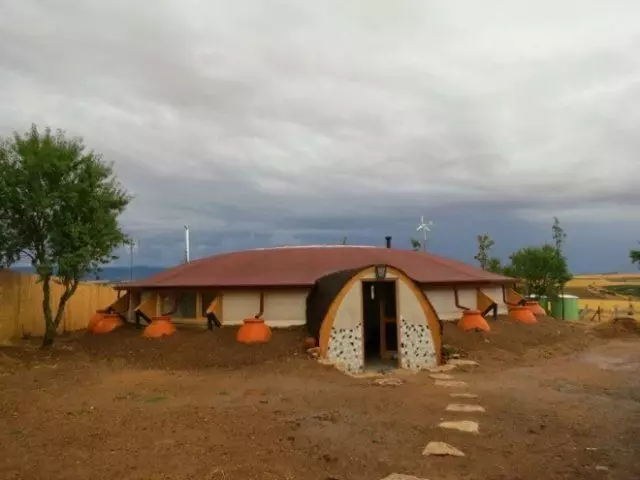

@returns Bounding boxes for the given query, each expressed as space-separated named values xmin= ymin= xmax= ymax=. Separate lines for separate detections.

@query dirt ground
xmin=1 ymin=317 xmax=639 ymax=480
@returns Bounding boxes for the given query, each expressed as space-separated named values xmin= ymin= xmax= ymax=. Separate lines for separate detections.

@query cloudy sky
xmin=1 ymin=0 xmax=639 ymax=272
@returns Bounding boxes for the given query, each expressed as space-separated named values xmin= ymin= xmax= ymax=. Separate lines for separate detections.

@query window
xmin=175 ymin=291 xmax=197 ymax=318
xmin=201 ymin=291 xmax=217 ymax=315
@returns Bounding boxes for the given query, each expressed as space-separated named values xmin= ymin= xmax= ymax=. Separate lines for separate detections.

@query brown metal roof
xmin=124 ymin=246 xmax=514 ymax=289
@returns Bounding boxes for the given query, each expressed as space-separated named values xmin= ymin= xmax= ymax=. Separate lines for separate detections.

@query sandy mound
xmin=591 ymin=317 xmax=640 ymax=338
xmin=442 ymin=315 xmax=593 ymax=366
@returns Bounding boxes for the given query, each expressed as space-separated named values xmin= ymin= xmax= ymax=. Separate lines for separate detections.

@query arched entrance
xmin=306 ymin=265 xmax=441 ymax=374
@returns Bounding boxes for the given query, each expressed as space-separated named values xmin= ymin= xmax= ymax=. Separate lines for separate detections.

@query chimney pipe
xmin=385 ymin=236 xmax=392 ymax=249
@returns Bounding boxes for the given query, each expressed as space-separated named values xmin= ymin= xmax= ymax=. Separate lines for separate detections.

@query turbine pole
xmin=184 ymin=224 xmax=191 ymax=263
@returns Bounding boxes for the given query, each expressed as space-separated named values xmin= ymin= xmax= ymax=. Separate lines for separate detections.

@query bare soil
xmin=1 ymin=319 xmax=639 ymax=480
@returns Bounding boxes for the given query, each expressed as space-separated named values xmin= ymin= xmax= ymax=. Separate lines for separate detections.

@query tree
xmin=506 ymin=244 xmax=572 ymax=297
xmin=551 ymin=217 xmax=566 ymax=256
xmin=474 ymin=233 xmax=504 ymax=274
xmin=630 ymin=243 xmax=640 ymax=267
xmin=474 ymin=233 xmax=494 ymax=269
xmin=0 ymin=125 xmax=131 ymax=347
xmin=340 ymin=236 xmax=348 ymax=245
xmin=410 ymin=238 xmax=421 ymax=251
xmin=486 ymin=257 xmax=504 ymax=275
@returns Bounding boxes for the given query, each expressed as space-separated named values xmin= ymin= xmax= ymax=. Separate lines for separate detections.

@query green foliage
xmin=410 ymin=238 xmax=421 ymax=251
xmin=603 ymin=284 xmax=640 ymax=298
xmin=505 ymin=244 xmax=572 ymax=297
xmin=0 ymin=124 xmax=131 ymax=346
xmin=551 ymin=216 xmax=566 ymax=254
xmin=630 ymin=243 xmax=640 ymax=267
xmin=474 ymin=233 xmax=504 ymax=274
xmin=486 ymin=257 xmax=504 ymax=274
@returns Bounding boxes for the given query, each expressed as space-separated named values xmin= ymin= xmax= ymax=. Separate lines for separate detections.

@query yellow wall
xmin=0 ymin=270 xmax=118 ymax=342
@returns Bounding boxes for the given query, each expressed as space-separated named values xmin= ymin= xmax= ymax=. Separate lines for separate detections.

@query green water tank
xmin=537 ymin=295 xmax=549 ymax=313
xmin=550 ymin=294 xmax=580 ymax=321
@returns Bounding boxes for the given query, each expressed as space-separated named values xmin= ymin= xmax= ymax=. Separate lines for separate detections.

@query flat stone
xmin=448 ymin=359 xmax=479 ymax=367
xmin=381 ymin=475 xmax=430 ymax=480
xmin=429 ymin=373 xmax=455 ymax=380
xmin=422 ymin=441 xmax=466 ymax=457
xmin=426 ymin=364 xmax=456 ymax=373
xmin=434 ymin=380 xmax=468 ymax=388
xmin=374 ymin=377 xmax=404 ymax=386
xmin=450 ymin=393 xmax=479 ymax=399
xmin=438 ymin=420 xmax=480 ymax=433
xmin=446 ymin=404 xmax=486 ymax=413
xmin=347 ymin=372 xmax=382 ymax=379
xmin=595 ymin=465 xmax=609 ymax=472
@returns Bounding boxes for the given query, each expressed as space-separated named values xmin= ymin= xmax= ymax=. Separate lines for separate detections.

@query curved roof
xmin=126 ymin=245 xmax=513 ymax=289
xmin=306 ymin=267 xmax=362 ymax=340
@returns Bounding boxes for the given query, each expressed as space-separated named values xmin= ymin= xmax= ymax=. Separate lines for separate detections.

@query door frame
xmin=360 ymin=278 xmax=400 ymax=367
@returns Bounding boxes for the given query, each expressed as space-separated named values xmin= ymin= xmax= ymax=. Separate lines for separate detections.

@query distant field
xmin=567 ymin=274 xmax=640 ymax=297
xmin=566 ymin=274 xmax=640 ymax=317
xmin=578 ymin=298 xmax=640 ymax=311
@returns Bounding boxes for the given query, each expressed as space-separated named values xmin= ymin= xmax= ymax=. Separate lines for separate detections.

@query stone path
xmin=381 ymin=357 xmax=487 ymax=479
xmin=445 ymin=403 xmax=485 ymax=413
xmin=384 ymin=358 xmax=486 ymax=479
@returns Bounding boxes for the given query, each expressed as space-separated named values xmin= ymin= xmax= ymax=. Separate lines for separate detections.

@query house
xmin=105 ymin=240 xmax=516 ymax=373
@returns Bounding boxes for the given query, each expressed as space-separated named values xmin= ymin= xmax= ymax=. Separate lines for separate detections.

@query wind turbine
xmin=416 ymin=216 xmax=434 ymax=252
xmin=128 ymin=239 xmax=138 ymax=281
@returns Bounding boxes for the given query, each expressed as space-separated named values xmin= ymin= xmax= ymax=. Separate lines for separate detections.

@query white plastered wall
xmin=220 ymin=290 xmax=261 ymax=326
xmin=424 ymin=287 xmax=477 ymax=321
xmin=262 ymin=289 xmax=309 ymax=327
xmin=333 ymin=281 xmax=363 ymax=329
xmin=480 ymin=286 xmax=509 ymax=315
xmin=398 ymin=281 xmax=423 ymax=325
xmin=220 ymin=288 xmax=309 ymax=327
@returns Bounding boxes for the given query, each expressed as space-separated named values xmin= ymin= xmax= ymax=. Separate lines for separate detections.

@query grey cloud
xmin=1 ymin=0 xmax=640 ymax=272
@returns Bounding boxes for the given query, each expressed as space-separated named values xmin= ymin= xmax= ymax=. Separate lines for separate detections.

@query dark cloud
xmin=1 ymin=0 xmax=640 ymax=272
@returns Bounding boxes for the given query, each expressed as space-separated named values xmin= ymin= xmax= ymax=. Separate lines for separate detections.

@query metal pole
xmin=184 ymin=224 xmax=191 ymax=263
xmin=129 ymin=243 xmax=134 ymax=281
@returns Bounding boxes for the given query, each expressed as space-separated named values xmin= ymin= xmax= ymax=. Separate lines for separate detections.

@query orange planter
xmin=509 ymin=306 xmax=537 ymax=324
xmin=458 ymin=309 xmax=491 ymax=332
xmin=458 ymin=310 xmax=490 ymax=332
xmin=92 ymin=314 xmax=124 ymax=334
xmin=87 ymin=310 xmax=107 ymax=333
xmin=525 ymin=301 xmax=546 ymax=316
xmin=143 ymin=316 xmax=177 ymax=338
xmin=237 ymin=317 xmax=272 ymax=344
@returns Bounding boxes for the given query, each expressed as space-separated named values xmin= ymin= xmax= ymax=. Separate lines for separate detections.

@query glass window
xmin=175 ymin=291 xmax=197 ymax=318
xmin=201 ymin=291 xmax=217 ymax=315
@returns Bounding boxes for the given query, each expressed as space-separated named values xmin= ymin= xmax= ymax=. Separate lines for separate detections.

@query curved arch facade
xmin=316 ymin=265 xmax=441 ymax=374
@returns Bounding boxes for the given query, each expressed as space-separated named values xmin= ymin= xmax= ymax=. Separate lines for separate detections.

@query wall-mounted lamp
xmin=375 ymin=264 xmax=387 ymax=280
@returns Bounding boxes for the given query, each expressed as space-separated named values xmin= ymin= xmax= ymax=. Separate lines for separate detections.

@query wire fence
xmin=579 ymin=302 xmax=640 ymax=323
